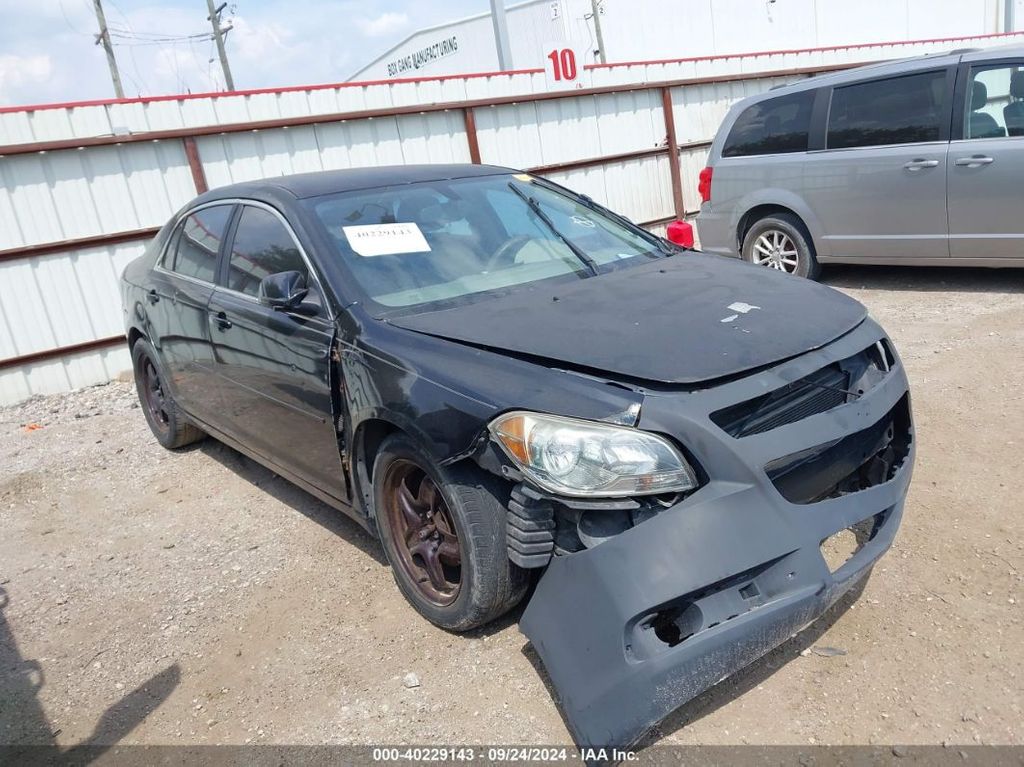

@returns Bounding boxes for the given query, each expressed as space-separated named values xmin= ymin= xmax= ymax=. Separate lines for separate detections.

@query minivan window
xmin=964 ymin=64 xmax=1024 ymax=139
xmin=226 ymin=206 xmax=308 ymax=297
xmin=722 ymin=90 xmax=814 ymax=157
xmin=170 ymin=205 xmax=232 ymax=284
xmin=827 ymin=70 xmax=947 ymax=149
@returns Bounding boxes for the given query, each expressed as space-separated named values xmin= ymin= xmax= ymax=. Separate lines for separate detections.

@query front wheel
xmin=741 ymin=213 xmax=821 ymax=280
xmin=373 ymin=434 xmax=528 ymax=631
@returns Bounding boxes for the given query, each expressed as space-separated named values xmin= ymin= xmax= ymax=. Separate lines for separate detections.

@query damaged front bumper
xmin=518 ymin=319 xmax=915 ymax=749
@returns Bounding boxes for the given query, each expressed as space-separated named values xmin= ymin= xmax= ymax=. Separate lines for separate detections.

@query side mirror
xmin=258 ymin=270 xmax=308 ymax=310
xmin=666 ymin=220 xmax=695 ymax=249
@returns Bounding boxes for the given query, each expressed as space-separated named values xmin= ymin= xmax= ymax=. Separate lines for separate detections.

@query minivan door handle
xmin=903 ymin=159 xmax=939 ymax=170
xmin=213 ymin=310 xmax=233 ymax=331
xmin=954 ymin=155 xmax=994 ymax=167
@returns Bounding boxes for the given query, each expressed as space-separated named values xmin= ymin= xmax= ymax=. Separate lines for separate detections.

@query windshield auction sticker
xmin=342 ymin=223 xmax=431 ymax=257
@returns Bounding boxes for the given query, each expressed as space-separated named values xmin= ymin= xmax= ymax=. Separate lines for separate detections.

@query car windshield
xmin=306 ymin=173 xmax=668 ymax=309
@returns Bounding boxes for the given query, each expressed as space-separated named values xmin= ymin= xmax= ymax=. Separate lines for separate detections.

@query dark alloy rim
xmin=382 ymin=459 xmax=462 ymax=606
xmin=140 ymin=356 xmax=170 ymax=433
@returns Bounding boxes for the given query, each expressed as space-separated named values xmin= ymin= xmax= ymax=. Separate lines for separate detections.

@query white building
xmin=349 ymin=0 xmax=1023 ymax=82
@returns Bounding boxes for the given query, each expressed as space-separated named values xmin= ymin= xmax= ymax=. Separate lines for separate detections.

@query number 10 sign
xmin=543 ymin=45 xmax=589 ymax=90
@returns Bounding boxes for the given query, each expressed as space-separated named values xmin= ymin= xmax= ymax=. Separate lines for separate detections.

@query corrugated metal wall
xmin=1 ymin=31 xmax=1021 ymax=405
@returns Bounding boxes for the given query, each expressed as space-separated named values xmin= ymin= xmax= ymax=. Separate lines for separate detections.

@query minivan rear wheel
xmin=741 ymin=213 xmax=820 ymax=280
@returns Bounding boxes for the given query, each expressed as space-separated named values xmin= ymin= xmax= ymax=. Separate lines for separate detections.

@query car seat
xmin=968 ymin=81 xmax=1005 ymax=139
xmin=1003 ymin=70 xmax=1024 ymax=138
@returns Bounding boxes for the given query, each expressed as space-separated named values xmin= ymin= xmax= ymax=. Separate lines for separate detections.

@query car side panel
xmin=206 ymin=287 xmax=346 ymax=498
xmin=147 ymin=268 xmax=219 ymax=423
xmin=800 ymin=142 xmax=951 ymax=260
xmin=948 ymin=134 xmax=1024 ymax=259
xmin=698 ymin=155 xmax=830 ymax=258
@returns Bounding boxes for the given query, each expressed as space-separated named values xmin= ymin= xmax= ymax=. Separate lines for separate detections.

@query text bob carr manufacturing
xmin=387 ymin=36 xmax=459 ymax=77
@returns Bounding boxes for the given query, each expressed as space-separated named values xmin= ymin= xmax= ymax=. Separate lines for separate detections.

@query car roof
xmin=197 ymin=163 xmax=518 ymax=203
xmin=749 ymin=43 xmax=1024 ymax=102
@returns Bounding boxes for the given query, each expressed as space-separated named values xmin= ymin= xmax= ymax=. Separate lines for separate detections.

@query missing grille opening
xmin=820 ymin=512 xmax=885 ymax=573
xmin=712 ymin=341 xmax=893 ymax=438
xmin=766 ymin=393 xmax=911 ymax=505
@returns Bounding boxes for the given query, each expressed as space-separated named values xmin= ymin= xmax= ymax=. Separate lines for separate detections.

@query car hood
xmin=387 ymin=254 xmax=867 ymax=386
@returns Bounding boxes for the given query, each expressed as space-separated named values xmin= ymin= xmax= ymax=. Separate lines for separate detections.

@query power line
xmin=111 ymin=36 xmax=214 ymax=46
xmin=108 ymin=28 xmax=214 ymax=41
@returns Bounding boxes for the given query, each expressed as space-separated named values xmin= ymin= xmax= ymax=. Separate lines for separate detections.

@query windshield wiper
xmin=532 ymin=179 xmax=677 ymax=257
xmin=576 ymin=193 xmax=678 ymax=256
xmin=506 ymin=182 xmax=600 ymax=276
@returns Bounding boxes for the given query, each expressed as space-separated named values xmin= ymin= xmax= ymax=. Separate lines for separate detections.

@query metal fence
xmin=2 ymin=31 xmax=1022 ymax=405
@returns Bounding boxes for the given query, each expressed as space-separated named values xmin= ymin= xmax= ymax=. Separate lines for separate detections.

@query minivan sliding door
xmin=805 ymin=68 xmax=954 ymax=261
xmin=947 ymin=56 xmax=1024 ymax=261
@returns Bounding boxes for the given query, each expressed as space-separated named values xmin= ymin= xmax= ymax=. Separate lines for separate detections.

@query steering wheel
xmin=486 ymin=235 xmax=533 ymax=269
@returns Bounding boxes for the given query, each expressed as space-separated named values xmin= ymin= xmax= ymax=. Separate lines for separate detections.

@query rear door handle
xmin=954 ymin=155 xmax=994 ymax=167
xmin=903 ymin=159 xmax=939 ymax=170
xmin=213 ymin=310 xmax=232 ymax=330
xmin=146 ymin=289 xmax=159 ymax=304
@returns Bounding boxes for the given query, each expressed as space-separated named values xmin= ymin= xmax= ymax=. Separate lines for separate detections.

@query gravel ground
xmin=1 ymin=264 xmax=1022 ymax=751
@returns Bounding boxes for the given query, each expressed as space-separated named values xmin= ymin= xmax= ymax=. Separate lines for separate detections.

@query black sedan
xmin=121 ymin=164 xmax=914 ymax=749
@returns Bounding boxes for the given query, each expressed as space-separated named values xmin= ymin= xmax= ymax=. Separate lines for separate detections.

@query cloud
xmin=0 ymin=54 xmax=53 ymax=101
xmin=0 ymin=0 xmax=486 ymax=106
xmin=355 ymin=11 xmax=410 ymax=38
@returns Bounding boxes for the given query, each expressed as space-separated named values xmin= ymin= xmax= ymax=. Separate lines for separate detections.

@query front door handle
xmin=903 ymin=158 xmax=939 ymax=170
xmin=954 ymin=155 xmax=994 ymax=167
xmin=213 ymin=311 xmax=233 ymax=331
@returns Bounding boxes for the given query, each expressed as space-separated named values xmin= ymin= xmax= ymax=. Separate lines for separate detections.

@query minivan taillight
xmin=698 ymin=166 xmax=713 ymax=203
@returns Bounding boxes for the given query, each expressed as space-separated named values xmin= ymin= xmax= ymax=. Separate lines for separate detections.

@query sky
xmin=0 ymin=0 xmax=490 ymax=107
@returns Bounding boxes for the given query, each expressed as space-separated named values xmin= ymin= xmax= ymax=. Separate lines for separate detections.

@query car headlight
xmin=488 ymin=411 xmax=698 ymax=498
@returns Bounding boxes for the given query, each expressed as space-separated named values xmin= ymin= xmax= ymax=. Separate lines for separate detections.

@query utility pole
xmin=92 ymin=0 xmax=125 ymax=98
xmin=489 ymin=0 xmax=514 ymax=71
xmin=206 ymin=0 xmax=235 ymax=91
xmin=589 ymin=0 xmax=607 ymax=64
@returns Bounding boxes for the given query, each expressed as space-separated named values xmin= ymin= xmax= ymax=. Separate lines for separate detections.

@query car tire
xmin=131 ymin=339 xmax=206 ymax=450
xmin=741 ymin=213 xmax=821 ymax=280
xmin=373 ymin=433 xmax=529 ymax=631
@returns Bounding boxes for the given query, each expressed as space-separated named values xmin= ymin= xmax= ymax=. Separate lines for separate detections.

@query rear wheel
xmin=373 ymin=434 xmax=528 ymax=631
xmin=741 ymin=213 xmax=820 ymax=280
xmin=131 ymin=339 xmax=205 ymax=449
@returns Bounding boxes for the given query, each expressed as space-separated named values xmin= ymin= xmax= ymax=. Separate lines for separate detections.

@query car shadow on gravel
xmin=518 ymin=572 xmax=869 ymax=749
xmin=822 ymin=264 xmax=1024 ymax=294
xmin=0 ymin=585 xmax=180 ymax=760
xmin=198 ymin=440 xmax=387 ymax=566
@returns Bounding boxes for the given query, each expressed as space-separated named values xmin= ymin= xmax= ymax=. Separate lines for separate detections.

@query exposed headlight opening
xmin=488 ymin=411 xmax=699 ymax=498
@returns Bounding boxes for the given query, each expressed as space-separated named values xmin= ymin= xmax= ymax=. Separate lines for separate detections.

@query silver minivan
xmin=696 ymin=45 xmax=1024 ymax=278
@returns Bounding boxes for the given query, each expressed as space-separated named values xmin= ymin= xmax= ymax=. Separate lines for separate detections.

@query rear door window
xmin=722 ymin=90 xmax=815 ymax=157
xmin=169 ymin=205 xmax=232 ymax=284
xmin=827 ymin=70 xmax=948 ymax=149
xmin=962 ymin=63 xmax=1024 ymax=139
xmin=226 ymin=206 xmax=308 ymax=298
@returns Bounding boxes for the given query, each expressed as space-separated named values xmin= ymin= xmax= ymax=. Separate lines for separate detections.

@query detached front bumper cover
xmin=519 ymin=321 xmax=914 ymax=750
